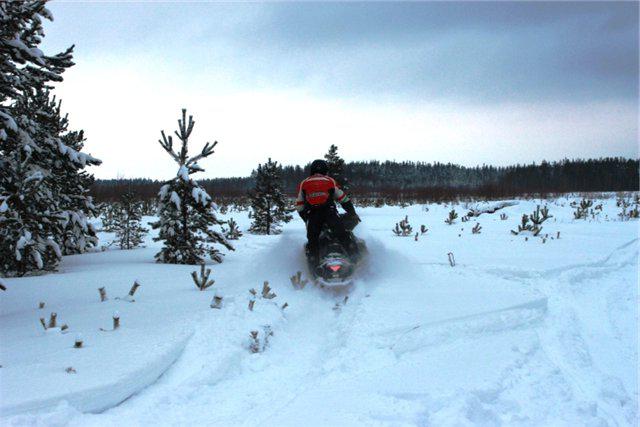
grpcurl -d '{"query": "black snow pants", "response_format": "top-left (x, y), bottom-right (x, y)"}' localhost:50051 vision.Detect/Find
top-left (306, 204), bottom-right (353, 260)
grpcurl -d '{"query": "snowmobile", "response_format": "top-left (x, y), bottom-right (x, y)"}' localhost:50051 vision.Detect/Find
top-left (306, 213), bottom-right (366, 287)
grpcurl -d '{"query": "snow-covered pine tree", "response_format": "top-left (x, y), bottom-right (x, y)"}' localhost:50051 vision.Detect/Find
top-left (114, 190), bottom-right (148, 249)
top-left (0, 2), bottom-right (100, 275)
top-left (324, 144), bottom-right (349, 191)
top-left (151, 109), bottom-right (233, 264)
top-left (12, 88), bottom-right (100, 255)
top-left (248, 158), bottom-right (292, 235)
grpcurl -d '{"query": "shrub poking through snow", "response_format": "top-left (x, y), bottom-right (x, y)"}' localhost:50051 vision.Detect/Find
top-left (66, 367), bottom-right (77, 373)
top-left (248, 158), bottom-right (292, 235)
top-left (617, 197), bottom-right (640, 221)
top-left (248, 288), bottom-right (257, 311)
top-left (511, 214), bottom-right (542, 237)
top-left (445, 209), bottom-right (458, 225)
top-left (38, 301), bottom-right (45, 309)
top-left (48, 312), bottom-right (57, 328)
top-left (392, 216), bottom-right (413, 236)
top-left (0, 279), bottom-right (6, 291)
top-left (290, 271), bottom-right (309, 290)
top-left (249, 326), bottom-right (274, 353)
top-left (529, 205), bottom-right (552, 226)
top-left (98, 287), bottom-right (108, 302)
top-left (210, 295), bottom-right (223, 309)
top-left (223, 218), bottom-right (243, 240)
top-left (471, 223), bottom-right (482, 234)
top-left (261, 281), bottom-right (276, 299)
top-left (40, 313), bottom-right (68, 332)
top-left (420, 225), bottom-right (428, 235)
top-left (500, 213), bottom-right (508, 221)
top-left (151, 109), bottom-right (233, 264)
top-left (572, 199), bottom-right (593, 220)
top-left (191, 264), bottom-right (214, 291)
top-left (74, 335), bottom-right (83, 349)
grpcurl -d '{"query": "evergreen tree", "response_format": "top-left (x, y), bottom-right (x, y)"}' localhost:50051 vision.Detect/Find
top-left (0, 2), bottom-right (100, 275)
top-left (12, 88), bottom-right (100, 255)
top-left (114, 190), bottom-right (148, 249)
top-left (249, 158), bottom-right (292, 235)
top-left (324, 144), bottom-right (349, 191)
top-left (151, 109), bottom-right (233, 264)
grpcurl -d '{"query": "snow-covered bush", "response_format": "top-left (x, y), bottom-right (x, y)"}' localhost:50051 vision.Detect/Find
top-left (191, 264), bottom-right (214, 291)
top-left (572, 199), bottom-right (593, 220)
top-left (290, 271), bottom-right (309, 290)
top-left (617, 197), bottom-right (639, 221)
top-left (223, 217), bottom-right (243, 240)
top-left (471, 223), bottom-right (482, 234)
top-left (249, 158), bottom-right (292, 235)
top-left (444, 209), bottom-right (458, 225)
top-left (511, 214), bottom-right (541, 236)
top-left (529, 205), bottom-right (552, 226)
top-left (249, 326), bottom-right (274, 354)
top-left (392, 215), bottom-right (413, 236)
top-left (151, 109), bottom-right (233, 264)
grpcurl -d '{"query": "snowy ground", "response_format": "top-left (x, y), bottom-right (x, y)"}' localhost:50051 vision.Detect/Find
top-left (1, 195), bottom-right (638, 426)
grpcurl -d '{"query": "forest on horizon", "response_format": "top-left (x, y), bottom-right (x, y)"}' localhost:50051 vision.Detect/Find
top-left (91, 156), bottom-right (639, 203)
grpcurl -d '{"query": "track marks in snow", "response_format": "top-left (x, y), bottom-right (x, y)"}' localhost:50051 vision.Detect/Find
top-left (531, 238), bottom-right (639, 426)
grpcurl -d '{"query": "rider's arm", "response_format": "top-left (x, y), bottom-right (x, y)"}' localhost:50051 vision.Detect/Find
top-left (295, 183), bottom-right (308, 220)
top-left (331, 180), bottom-right (358, 218)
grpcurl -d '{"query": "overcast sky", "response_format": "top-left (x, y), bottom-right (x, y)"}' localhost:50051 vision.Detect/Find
top-left (42, 1), bottom-right (638, 179)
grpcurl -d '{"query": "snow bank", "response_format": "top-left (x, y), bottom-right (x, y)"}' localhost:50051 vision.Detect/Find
top-left (1, 329), bottom-right (191, 416)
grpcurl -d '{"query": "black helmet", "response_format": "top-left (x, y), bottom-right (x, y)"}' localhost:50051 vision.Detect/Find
top-left (310, 159), bottom-right (329, 175)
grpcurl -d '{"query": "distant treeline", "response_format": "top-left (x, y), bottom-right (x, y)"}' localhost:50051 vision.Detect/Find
top-left (91, 157), bottom-right (639, 202)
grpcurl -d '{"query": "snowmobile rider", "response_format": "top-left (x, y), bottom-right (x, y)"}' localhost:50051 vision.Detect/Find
top-left (295, 159), bottom-right (360, 265)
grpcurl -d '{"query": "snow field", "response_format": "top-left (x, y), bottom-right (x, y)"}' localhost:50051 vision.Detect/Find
top-left (1, 196), bottom-right (638, 426)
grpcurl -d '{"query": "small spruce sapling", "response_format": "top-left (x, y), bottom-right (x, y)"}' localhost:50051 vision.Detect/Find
top-left (261, 281), bottom-right (276, 299)
top-left (392, 216), bottom-right (413, 236)
top-left (191, 263), bottom-right (215, 291)
top-left (573, 199), bottom-right (593, 220)
top-left (248, 158), bottom-right (292, 235)
top-left (114, 190), bottom-right (148, 249)
top-left (223, 218), bottom-right (243, 240)
top-left (445, 209), bottom-right (458, 225)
